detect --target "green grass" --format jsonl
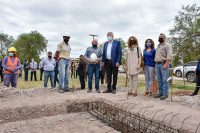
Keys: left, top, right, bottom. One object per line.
{"left": 2, "top": 71, "right": 195, "bottom": 93}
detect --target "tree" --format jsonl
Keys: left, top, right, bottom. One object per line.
{"left": 0, "top": 33, "right": 14, "bottom": 56}
{"left": 13, "top": 31, "right": 48, "bottom": 63}
{"left": 169, "top": 4, "right": 200, "bottom": 66}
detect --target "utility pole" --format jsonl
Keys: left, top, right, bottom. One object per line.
{"left": 89, "top": 34, "right": 98, "bottom": 40}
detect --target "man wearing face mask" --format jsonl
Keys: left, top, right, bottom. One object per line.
{"left": 154, "top": 33, "right": 173, "bottom": 100}
{"left": 56, "top": 35, "right": 71, "bottom": 93}
{"left": 41, "top": 51, "right": 56, "bottom": 89}
{"left": 84, "top": 39, "right": 102, "bottom": 93}
{"left": 102, "top": 32, "right": 122, "bottom": 94}
{"left": 2, "top": 47, "right": 21, "bottom": 87}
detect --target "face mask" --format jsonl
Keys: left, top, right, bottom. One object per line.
{"left": 92, "top": 44, "right": 97, "bottom": 48}
{"left": 146, "top": 43, "right": 152, "bottom": 48}
{"left": 107, "top": 36, "right": 113, "bottom": 41}
{"left": 64, "top": 39, "right": 69, "bottom": 43}
{"left": 48, "top": 56, "right": 52, "bottom": 58}
{"left": 158, "top": 37, "right": 164, "bottom": 43}
{"left": 8, "top": 52, "right": 14, "bottom": 56}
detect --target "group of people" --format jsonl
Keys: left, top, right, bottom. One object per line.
{"left": 1, "top": 32, "right": 200, "bottom": 100}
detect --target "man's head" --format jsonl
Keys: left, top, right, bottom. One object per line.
{"left": 63, "top": 35, "right": 70, "bottom": 44}
{"left": 158, "top": 33, "right": 166, "bottom": 43}
{"left": 80, "top": 55, "right": 84, "bottom": 61}
{"left": 48, "top": 51, "right": 52, "bottom": 59}
{"left": 8, "top": 47, "right": 17, "bottom": 57}
{"left": 107, "top": 32, "right": 114, "bottom": 42}
{"left": 32, "top": 58, "right": 34, "bottom": 62}
{"left": 91, "top": 39, "right": 98, "bottom": 48}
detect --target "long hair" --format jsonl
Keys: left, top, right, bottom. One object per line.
{"left": 144, "top": 39, "right": 155, "bottom": 49}
{"left": 128, "top": 36, "right": 138, "bottom": 48}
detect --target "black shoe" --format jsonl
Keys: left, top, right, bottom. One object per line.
{"left": 160, "top": 96, "right": 168, "bottom": 100}
{"left": 112, "top": 90, "right": 116, "bottom": 94}
{"left": 154, "top": 94, "right": 162, "bottom": 98}
{"left": 87, "top": 90, "right": 92, "bottom": 93}
{"left": 58, "top": 89, "right": 64, "bottom": 93}
{"left": 189, "top": 93, "right": 197, "bottom": 96}
{"left": 96, "top": 90, "right": 101, "bottom": 93}
{"left": 64, "top": 89, "right": 70, "bottom": 92}
{"left": 103, "top": 90, "right": 112, "bottom": 93}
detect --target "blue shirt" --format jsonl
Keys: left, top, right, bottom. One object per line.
{"left": 84, "top": 46, "right": 102, "bottom": 64}
{"left": 143, "top": 49, "right": 156, "bottom": 67}
{"left": 106, "top": 41, "right": 113, "bottom": 59}
{"left": 41, "top": 57, "right": 56, "bottom": 71}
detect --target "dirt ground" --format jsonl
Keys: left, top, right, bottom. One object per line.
{"left": 0, "top": 86, "right": 200, "bottom": 133}
{"left": 0, "top": 113, "right": 119, "bottom": 133}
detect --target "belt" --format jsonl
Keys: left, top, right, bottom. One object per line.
{"left": 106, "top": 59, "right": 112, "bottom": 62}
{"left": 156, "top": 60, "right": 166, "bottom": 64}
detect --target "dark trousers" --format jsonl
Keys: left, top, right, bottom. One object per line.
{"left": 31, "top": 71, "right": 37, "bottom": 81}
{"left": 40, "top": 69, "right": 44, "bottom": 80}
{"left": 192, "top": 75, "right": 200, "bottom": 95}
{"left": 24, "top": 70, "right": 29, "bottom": 81}
{"left": 100, "top": 70, "right": 105, "bottom": 84}
{"left": 105, "top": 60, "right": 118, "bottom": 91}
{"left": 54, "top": 71, "right": 59, "bottom": 87}
{"left": 79, "top": 76, "right": 85, "bottom": 89}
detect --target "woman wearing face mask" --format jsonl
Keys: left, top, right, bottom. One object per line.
{"left": 143, "top": 39, "right": 156, "bottom": 96}
{"left": 2, "top": 47, "right": 21, "bottom": 88}
{"left": 125, "top": 36, "right": 142, "bottom": 97}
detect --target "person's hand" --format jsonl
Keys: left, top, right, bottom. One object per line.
{"left": 125, "top": 66, "right": 128, "bottom": 72}
{"left": 8, "top": 68, "right": 13, "bottom": 72}
{"left": 13, "top": 68, "right": 18, "bottom": 72}
{"left": 91, "top": 59, "right": 99, "bottom": 64}
{"left": 116, "top": 63, "right": 120, "bottom": 67}
{"left": 163, "top": 63, "right": 168, "bottom": 70}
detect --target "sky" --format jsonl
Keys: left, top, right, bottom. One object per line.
{"left": 0, "top": 0, "right": 199, "bottom": 58}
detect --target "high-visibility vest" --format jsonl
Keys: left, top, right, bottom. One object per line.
{"left": 3, "top": 57, "right": 19, "bottom": 74}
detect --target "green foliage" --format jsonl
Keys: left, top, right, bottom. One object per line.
{"left": 169, "top": 4, "right": 200, "bottom": 66}
{"left": 116, "top": 38, "right": 127, "bottom": 65}
{"left": 13, "top": 31, "right": 47, "bottom": 63}
{"left": 0, "top": 33, "right": 14, "bottom": 56}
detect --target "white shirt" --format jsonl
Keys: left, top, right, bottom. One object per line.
{"left": 106, "top": 41, "right": 113, "bottom": 59}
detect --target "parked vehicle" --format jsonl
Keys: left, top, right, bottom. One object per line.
{"left": 173, "top": 61, "right": 198, "bottom": 82}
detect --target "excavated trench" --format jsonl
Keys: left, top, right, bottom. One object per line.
{"left": 0, "top": 98, "right": 190, "bottom": 133}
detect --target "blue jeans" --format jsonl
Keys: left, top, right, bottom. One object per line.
{"left": 88, "top": 64, "right": 100, "bottom": 90}
{"left": 4, "top": 74, "right": 19, "bottom": 87}
{"left": 155, "top": 63, "right": 169, "bottom": 96}
{"left": 59, "top": 59, "right": 69, "bottom": 90}
{"left": 145, "top": 66, "right": 154, "bottom": 92}
{"left": 44, "top": 71, "right": 55, "bottom": 88}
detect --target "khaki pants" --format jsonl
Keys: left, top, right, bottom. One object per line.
{"left": 128, "top": 74, "right": 138, "bottom": 93}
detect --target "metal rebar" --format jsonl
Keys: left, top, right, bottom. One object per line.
{"left": 180, "top": 115, "right": 192, "bottom": 131}
{"left": 195, "top": 122, "right": 200, "bottom": 133}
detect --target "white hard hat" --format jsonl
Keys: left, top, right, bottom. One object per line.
{"left": 90, "top": 53, "right": 97, "bottom": 61}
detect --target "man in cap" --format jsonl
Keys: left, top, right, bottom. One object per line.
{"left": 56, "top": 35, "right": 71, "bottom": 93}
{"left": 84, "top": 39, "right": 102, "bottom": 93}
{"left": 154, "top": 33, "right": 173, "bottom": 100}
{"left": 2, "top": 47, "right": 21, "bottom": 87}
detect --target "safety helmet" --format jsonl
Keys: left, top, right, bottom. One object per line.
{"left": 8, "top": 47, "right": 16, "bottom": 52}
